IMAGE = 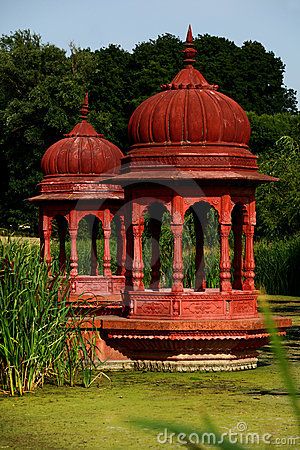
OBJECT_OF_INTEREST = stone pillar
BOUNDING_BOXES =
[193,212,206,291]
[40,212,52,272]
[171,222,184,292]
[243,224,255,291]
[69,210,78,281]
[69,228,78,278]
[103,210,112,277]
[43,229,52,269]
[149,218,162,290]
[116,215,126,276]
[171,206,184,293]
[232,212,243,290]
[171,195,184,293]
[219,224,232,292]
[39,210,45,262]
[91,220,99,276]
[132,220,144,291]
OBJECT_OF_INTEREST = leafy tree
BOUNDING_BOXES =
[248,112,300,154]
[256,136,300,238]
[130,34,182,106]
[0,30,84,232]
[69,43,133,148]
[193,35,297,114]
[240,40,296,114]
[193,34,244,102]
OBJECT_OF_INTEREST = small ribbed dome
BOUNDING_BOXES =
[41,94,123,176]
[29,93,125,202]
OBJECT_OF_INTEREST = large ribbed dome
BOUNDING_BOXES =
[42,94,123,176]
[123,26,256,174]
[129,72,250,146]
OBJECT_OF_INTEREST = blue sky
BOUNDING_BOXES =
[1,0,299,106]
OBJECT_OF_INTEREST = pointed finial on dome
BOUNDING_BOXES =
[183,24,197,66]
[186,24,193,44]
[80,92,89,120]
[65,92,104,137]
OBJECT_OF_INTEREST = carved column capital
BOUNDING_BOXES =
[132,223,144,238]
[170,222,183,237]
[219,224,231,238]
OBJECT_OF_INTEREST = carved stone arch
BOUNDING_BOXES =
[147,201,169,219]
[110,212,126,276]
[204,198,222,216]
[232,201,248,218]
[183,199,220,292]
[183,198,221,218]
[50,214,70,274]
[231,202,246,290]
[47,208,70,222]
[141,197,171,217]
[77,211,104,227]
[76,213,103,276]
[241,203,250,225]
[50,213,69,226]
[137,200,173,291]
[186,200,220,229]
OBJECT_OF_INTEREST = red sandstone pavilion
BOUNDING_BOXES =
[30,26,291,372]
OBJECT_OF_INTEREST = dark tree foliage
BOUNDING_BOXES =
[129,34,182,106]
[0,29,298,234]
[256,136,300,239]
[248,112,300,154]
[193,35,297,114]
[69,43,134,148]
[0,31,84,232]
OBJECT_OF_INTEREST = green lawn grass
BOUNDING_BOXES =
[0,295,299,449]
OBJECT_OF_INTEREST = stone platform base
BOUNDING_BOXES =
[98,315,291,372]
[78,313,292,373]
[100,355,258,373]
[133,356,258,372]
[100,356,257,373]
[100,360,135,371]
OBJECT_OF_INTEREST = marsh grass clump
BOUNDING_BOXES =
[255,236,300,296]
[0,238,101,396]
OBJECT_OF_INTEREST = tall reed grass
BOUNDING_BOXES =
[0,239,101,396]
[255,235,300,296]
